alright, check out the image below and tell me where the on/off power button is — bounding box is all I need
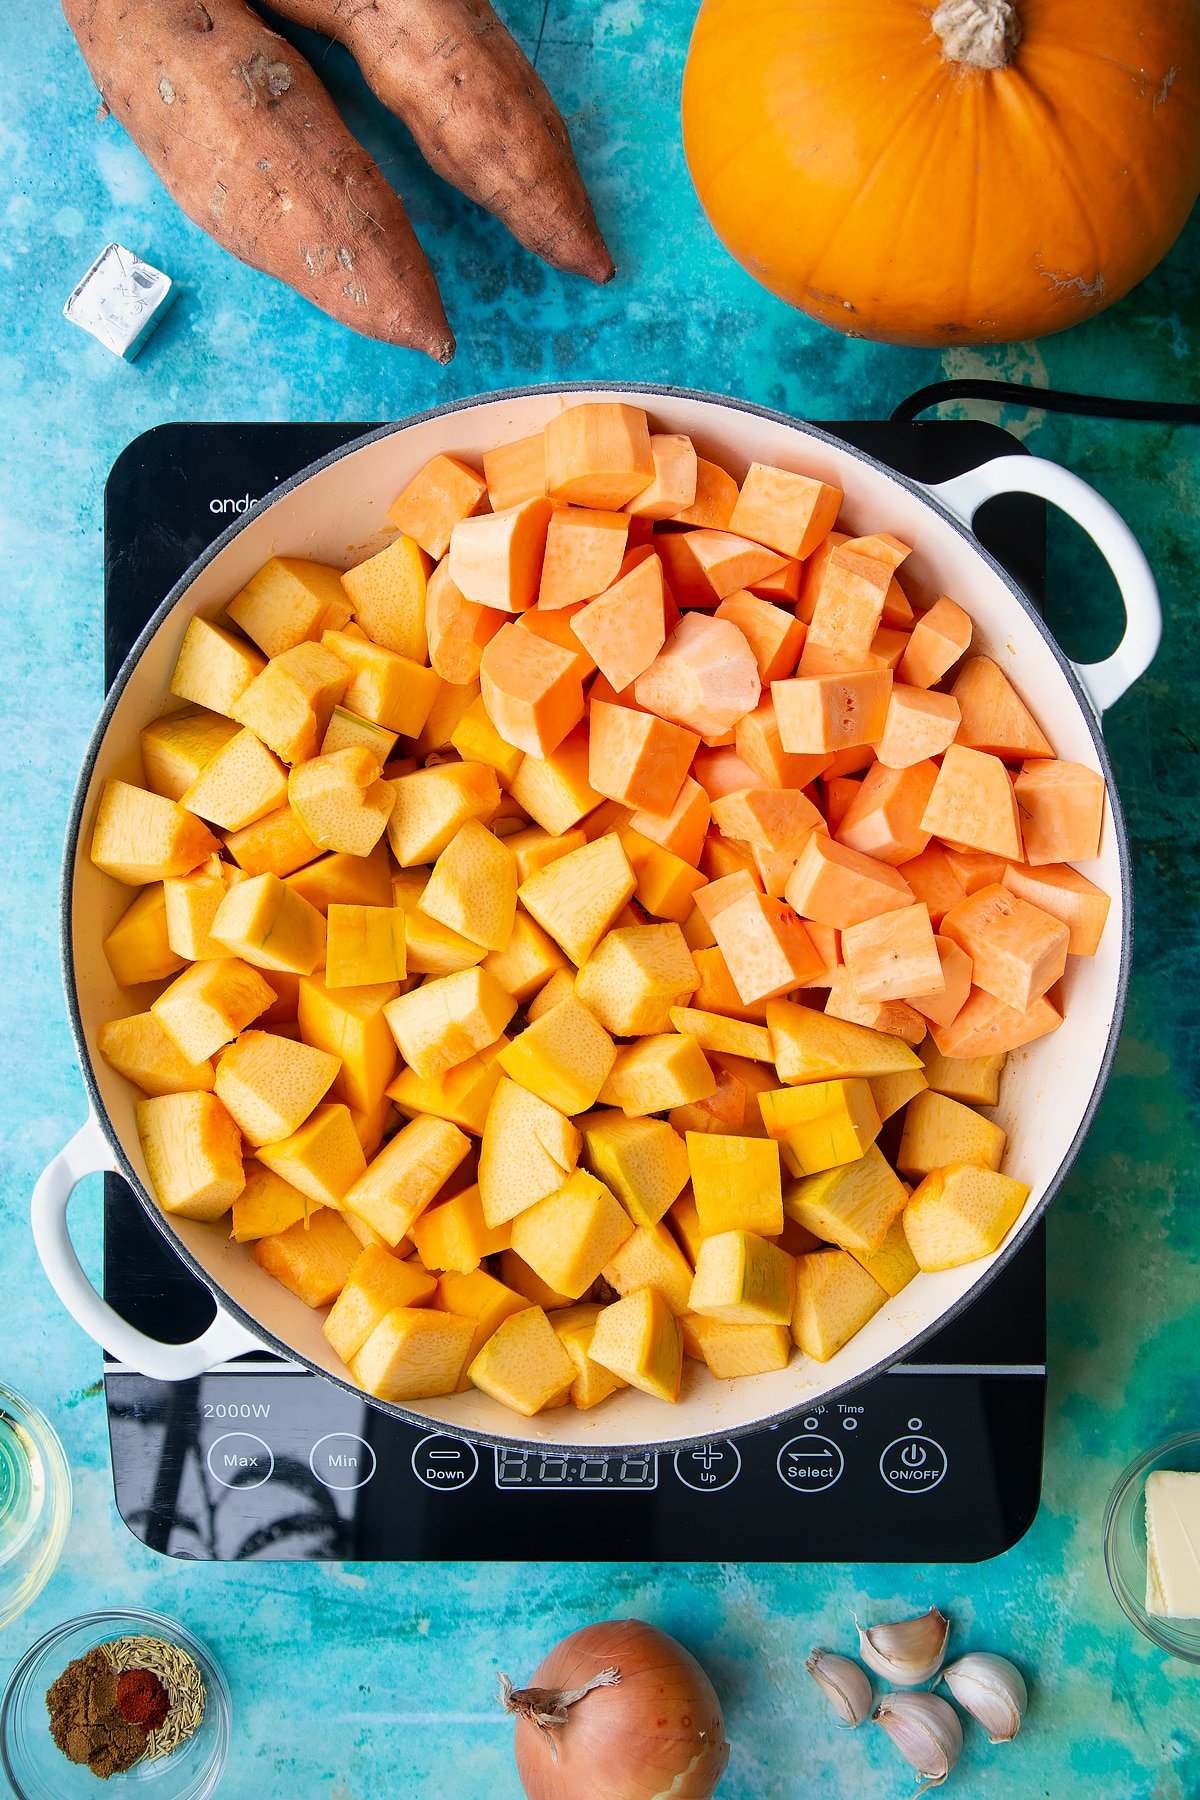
[879,1419,948,1495]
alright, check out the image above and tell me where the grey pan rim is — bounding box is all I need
[60,380,1134,1458]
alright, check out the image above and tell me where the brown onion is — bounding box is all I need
[501,1619,730,1800]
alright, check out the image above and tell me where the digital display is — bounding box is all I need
[494,1449,658,1490]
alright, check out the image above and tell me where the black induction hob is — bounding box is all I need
[102,417,1048,1565]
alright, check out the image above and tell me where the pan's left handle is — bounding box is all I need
[926,454,1162,717]
[32,1113,260,1380]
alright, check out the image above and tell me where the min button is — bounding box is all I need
[310,1433,377,1492]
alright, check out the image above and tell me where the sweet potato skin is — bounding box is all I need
[268,0,614,282]
[62,0,454,358]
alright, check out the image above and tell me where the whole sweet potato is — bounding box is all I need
[64,0,455,358]
[266,0,614,283]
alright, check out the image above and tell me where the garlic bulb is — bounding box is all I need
[873,1691,963,1787]
[941,1652,1027,1743]
[805,1650,872,1728]
[856,1605,950,1686]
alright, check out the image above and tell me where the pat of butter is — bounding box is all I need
[1145,1470,1200,1618]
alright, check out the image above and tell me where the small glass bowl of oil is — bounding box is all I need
[0,1384,72,1629]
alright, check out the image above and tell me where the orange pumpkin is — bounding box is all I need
[682,0,1200,346]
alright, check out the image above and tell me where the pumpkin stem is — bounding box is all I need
[932,0,1022,70]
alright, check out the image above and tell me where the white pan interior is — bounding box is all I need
[70,388,1126,1448]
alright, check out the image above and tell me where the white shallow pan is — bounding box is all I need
[33,384,1160,1451]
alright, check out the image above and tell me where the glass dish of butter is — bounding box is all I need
[1105,1433,1200,1661]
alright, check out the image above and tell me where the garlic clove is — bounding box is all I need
[873,1690,963,1787]
[855,1605,951,1686]
[805,1650,872,1728]
[941,1651,1027,1743]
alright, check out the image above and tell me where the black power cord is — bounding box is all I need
[891,378,1200,427]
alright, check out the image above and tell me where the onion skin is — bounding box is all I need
[511,1621,729,1800]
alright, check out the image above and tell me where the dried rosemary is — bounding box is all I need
[103,1635,206,1764]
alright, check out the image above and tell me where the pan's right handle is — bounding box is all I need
[32,1114,259,1380]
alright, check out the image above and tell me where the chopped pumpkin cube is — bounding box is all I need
[509,731,602,835]
[387,1040,507,1136]
[214,1029,340,1145]
[581,1112,690,1227]
[135,1090,244,1221]
[285,843,393,913]
[668,1006,772,1062]
[288,746,396,858]
[211,872,326,976]
[848,1215,919,1297]
[552,1305,628,1409]
[252,1206,362,1307]
[510,1168,634,1301]
[231,641,349,765]
[689,1230,794,1326]
[903,1164,1031,1270]
[792,1249,889,1361]
[603,1223,695,1317]
[179,728,289,832]
[384,966,516,1081]
[256,1102,367,1208]
[766,996,923,1083]
[98,1011,216,1098]
[588,1288,682,1402]
[484,909,569,1004]
[601,1032,716,1116]
[518,831,636,964]
[342,1113,470,1245]
[152,956,276,1063]
[419,819,518,952]
[689,945,769,1023]
[352,1306,475,1401]
[690,1318,792,1380]
[920,1042,1006,1106]
[897,1089,1006,1181]
[169,615,266,717]
[103,884,186,988]
[323,1244,437,1364]
[409,1183,510,1273]
[478,1076,582,1227]
[783,1143,908,1257]
[498,995,617,1115]
[298,973,399,1114]
[340,533,431,660]
[230,1161,317,1243]
[325,905,407,988]
[387,761,500,866]
[760,1078,882,1177]
[468,1305,576,1415]
[91,779,221,887]
[434,1268,529,1386]
[687,1132,783,1237]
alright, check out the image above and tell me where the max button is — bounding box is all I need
[411,1435,479,1492]
[206,1432,273,1490]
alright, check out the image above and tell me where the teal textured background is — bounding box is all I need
[2,1,1198,1793]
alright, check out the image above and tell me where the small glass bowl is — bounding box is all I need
[1104,1431,1200,1662]
[0,1384,72,1629]
[1,1611,230,1799]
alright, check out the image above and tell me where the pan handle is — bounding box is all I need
[925,455,1161,716]
[31,1113,260,1380]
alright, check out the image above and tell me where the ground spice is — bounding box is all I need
[45,1647,146,1779]
[115,1666,170,1732]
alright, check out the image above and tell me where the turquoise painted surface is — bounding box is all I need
[1,1,1198,1793]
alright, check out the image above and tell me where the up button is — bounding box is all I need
[879,1419,948,1495]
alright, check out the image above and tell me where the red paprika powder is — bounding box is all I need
[116,1667,171,1733]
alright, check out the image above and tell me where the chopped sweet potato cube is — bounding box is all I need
[728,463,843,560]
[480,622,585,757]
[897,596,973,689]
[805,542,894,663]
[837,761,937,866]
[483,433,547,512]
[1013,759,1106,865]
[425,558,505,685]
[692,746,763,801]
[1000,861,1111,957]
[710,786,824,852]
[515,604,597,682]
[628,775,710,864]
[921,745,1023,860]
[951,656,1054,760]
[448,497,553,613]
[941,883,1069,1013]
[387,453,486,561]
[909,935,973,1028]
[694,869,761,926]
[930,986,1062,1058]
[822,775,862,835]
[876,685,961,769]
[785,832,914,928]
[538,506,629,610]
[715,591,806,683]
[824,969,927,1045]
[772,669,892,754]
[570,553,670,692]
[588,699,699,812]
[672,457,738,529]
[735,697,830,791]
[710,890,825,1003]
[544,402,655,509]
[796,530,846,624]
[624,434,699,520]
[896,842,969,926]
[619,827,707,922]
[842,903,944,1003]
[634,613,761,738]
[869,627,911,670]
